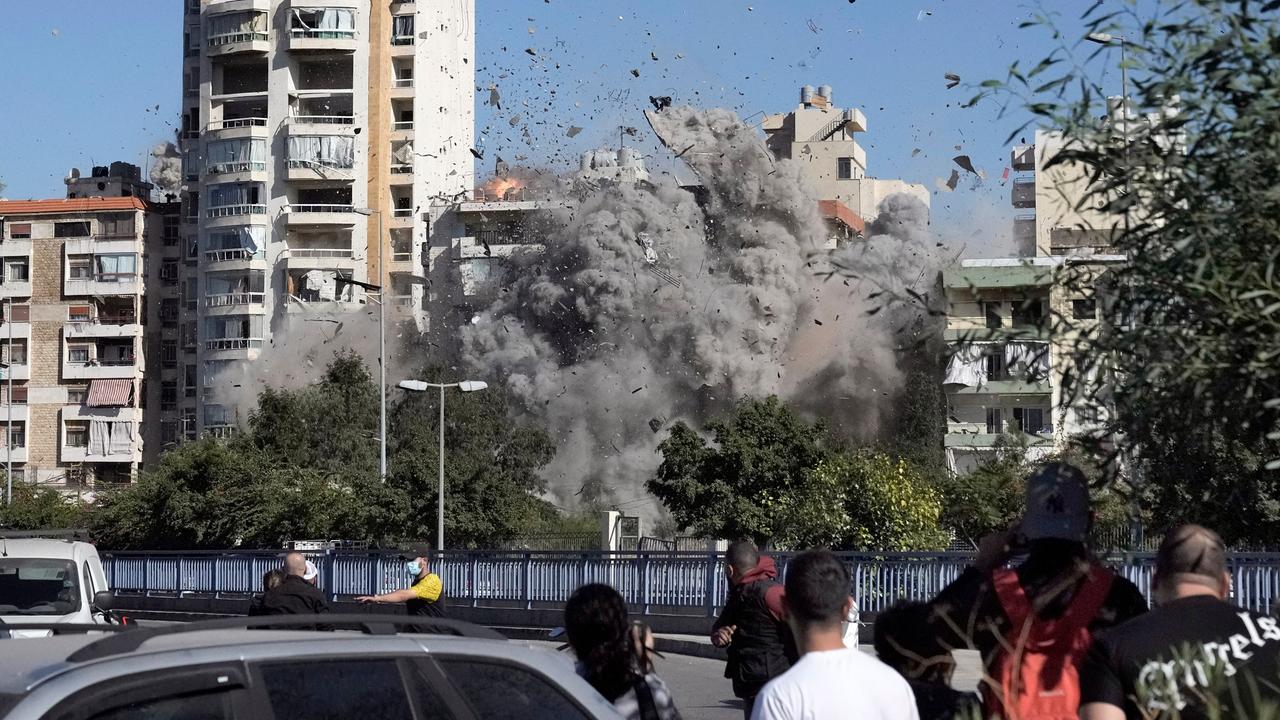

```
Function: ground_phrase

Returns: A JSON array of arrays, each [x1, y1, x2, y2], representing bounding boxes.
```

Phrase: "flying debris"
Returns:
[[566, 126, 583, 138], [953, 154, 978, 175], [649, 96, 673, 112], [944, 72, 961, 89], [470, 148, 484, 160]]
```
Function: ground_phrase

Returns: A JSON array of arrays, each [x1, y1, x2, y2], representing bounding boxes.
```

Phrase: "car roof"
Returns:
[[0, 539, 92, 561], [0, 630, 578, 696]]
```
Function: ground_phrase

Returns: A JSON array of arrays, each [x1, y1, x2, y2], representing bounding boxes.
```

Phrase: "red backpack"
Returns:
[[981, 564, 1114, 720]]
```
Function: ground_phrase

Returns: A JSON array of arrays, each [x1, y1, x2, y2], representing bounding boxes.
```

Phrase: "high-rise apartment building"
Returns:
[[0, 182, 170, 491], [178, 0, 474, 436]]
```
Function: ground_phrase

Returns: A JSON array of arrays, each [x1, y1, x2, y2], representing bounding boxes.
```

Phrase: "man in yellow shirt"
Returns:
[[355, 554, 447, 617]]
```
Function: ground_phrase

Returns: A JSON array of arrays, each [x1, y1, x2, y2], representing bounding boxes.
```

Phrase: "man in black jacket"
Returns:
[[261, 552, 331, 628], [711, 540, 797, 719]]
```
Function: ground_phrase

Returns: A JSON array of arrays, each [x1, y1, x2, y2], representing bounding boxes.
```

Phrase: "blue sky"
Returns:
[[0, 0, 1121, 257]]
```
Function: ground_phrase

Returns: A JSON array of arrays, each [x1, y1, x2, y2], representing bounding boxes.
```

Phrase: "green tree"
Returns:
[[772, 451, 947, 551], [980, 0, 1280, 544], [0, 482, 89, 530], [647, 396, 832, 546]]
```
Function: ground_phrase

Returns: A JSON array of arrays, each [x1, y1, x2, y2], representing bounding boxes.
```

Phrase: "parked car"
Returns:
[[0, 615, 625, 719], [0, 535, 115, 637]]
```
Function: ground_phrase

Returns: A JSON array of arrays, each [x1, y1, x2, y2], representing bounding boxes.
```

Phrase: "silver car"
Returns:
[[0, 616, 623, 719]]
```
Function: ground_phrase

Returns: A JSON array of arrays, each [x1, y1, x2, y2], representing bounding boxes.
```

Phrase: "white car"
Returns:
[[0, 536, 115, 638]]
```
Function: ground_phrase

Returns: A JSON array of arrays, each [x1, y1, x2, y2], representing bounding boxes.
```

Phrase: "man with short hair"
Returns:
[[711, 540, 796, 719], [356, 553, 446, 617], [1081, 524, 1280, 719], [261, 552, 332, 625], [751, 550, 918, 720]]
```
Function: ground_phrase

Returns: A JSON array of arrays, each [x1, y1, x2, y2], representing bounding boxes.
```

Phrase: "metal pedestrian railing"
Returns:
[[100, 550, 1280, 617]]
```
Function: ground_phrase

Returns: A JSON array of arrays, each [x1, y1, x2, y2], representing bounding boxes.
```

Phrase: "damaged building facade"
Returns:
[[177, 0, 474, 436], [0, 182, 174, 492]]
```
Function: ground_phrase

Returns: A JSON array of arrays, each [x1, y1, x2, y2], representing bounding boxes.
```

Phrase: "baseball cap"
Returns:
[[1021, 462, 1090, 542], [303, 560, 319, 581]]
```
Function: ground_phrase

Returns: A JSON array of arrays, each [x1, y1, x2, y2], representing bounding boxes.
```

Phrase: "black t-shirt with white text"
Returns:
[[1081, 595, 1280, 719]]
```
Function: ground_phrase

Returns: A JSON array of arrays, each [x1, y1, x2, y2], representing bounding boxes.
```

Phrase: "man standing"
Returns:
[[927, 462, 1147, 718], [355, 554, 446, 617], [261, 552, 331, 624], [752, 550, 918, 719], [712, 541, 796, 719], [1081, 524, 1280, 719]]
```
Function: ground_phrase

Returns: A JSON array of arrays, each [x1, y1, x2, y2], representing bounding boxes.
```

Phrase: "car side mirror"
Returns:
[[93, 590, 115, 612]]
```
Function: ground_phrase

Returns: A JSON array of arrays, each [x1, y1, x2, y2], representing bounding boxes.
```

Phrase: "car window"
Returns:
[[87, 690, 235, 720], [436, 659, 592, 720], [82, 561, 96, 599], [258, 659, 414, 720], [0, 558, 80, 616]]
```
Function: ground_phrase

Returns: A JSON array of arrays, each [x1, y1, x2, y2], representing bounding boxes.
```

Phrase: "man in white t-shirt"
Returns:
[[751, 551, 919, 720]]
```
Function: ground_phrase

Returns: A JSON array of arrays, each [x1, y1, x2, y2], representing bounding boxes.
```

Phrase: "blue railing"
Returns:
[[101, 551, 1280, 616]]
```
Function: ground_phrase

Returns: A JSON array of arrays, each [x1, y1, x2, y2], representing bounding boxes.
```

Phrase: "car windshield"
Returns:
[[0, 559, 81, 615]]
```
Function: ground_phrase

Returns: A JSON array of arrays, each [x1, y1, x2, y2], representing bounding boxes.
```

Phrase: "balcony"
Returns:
[[64, 274, 142, 297], [283, 247, 357, 270], [287, 27, 358, 53], [0, 363, 29, 381], [205, 291, 266, 308], [206, 29, 269, 57], [286, 114, 355, 134], [391, 120, 414, 138], [285, 4, 359, 53], [284, 204, 357, 226], [64, 238, 138, 256], [1011, 178, 1036, 208], [287, 159, 355, 182], [205, 160, 268, 179], [63, 358, 138, 381], [1, 445, 27, 464], [206, 204, 268, 222], [65, 316, 143, 340], [205, 337, 264, 351], [0, 321, 30, 340], [0, 280, 32, 298], [205, 247, 267, 270], [944, 432, 1054, 449], [390, 77, 414, 99], [206, 117, 269, 139]]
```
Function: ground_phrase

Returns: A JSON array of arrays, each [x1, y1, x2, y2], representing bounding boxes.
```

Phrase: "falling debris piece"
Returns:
[[508, 114, 521, 127], [524, 47, 537, 56], [488, 86, 501, 109], [649, 96, 673, 112], [674, 144, 695, 158], [814, 319, 824, 326], [806, 19, 821, 33], [650, 51, 659, 61], [916, 9, 933, 20], [631, 387, 643, 394], [953, 155, 978, 175], [944, 72, 961, 89], [945, 169, 960, 190], [469, 147, 484, 159], [566, 126, 583, 138], [630, 68, 640, 78], [646, 265, 683, 289], [911, 148, 922, 157], [51, 27, 60, 37], [648, 417, 665, 433]]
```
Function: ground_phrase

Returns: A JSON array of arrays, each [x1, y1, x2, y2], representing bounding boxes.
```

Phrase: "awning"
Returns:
[[86, 379, 133, 407]]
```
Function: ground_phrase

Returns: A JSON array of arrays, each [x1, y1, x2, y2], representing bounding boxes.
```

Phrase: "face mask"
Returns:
[[405, 561, 422, 576]]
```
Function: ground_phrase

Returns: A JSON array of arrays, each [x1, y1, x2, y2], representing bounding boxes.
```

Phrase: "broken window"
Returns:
[[206, 10, 266, 44], [290, 8, 356, 38], [206, 138, 267, 173], [287, 136, 355, 169]]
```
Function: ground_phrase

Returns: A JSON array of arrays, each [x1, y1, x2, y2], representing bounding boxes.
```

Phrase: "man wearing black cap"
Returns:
[[1081, 524, 1280, 719], [926, 462, 1148, 717]]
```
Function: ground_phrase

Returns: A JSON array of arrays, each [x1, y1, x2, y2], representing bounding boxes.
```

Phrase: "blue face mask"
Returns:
[[406, 561, 422, 576]]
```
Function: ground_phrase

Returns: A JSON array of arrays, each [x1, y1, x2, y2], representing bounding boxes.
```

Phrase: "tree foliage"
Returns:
[[93, 352, 557, 549], [980, 0, 1280, 543], [648, 395, 947, 550], [0, 482, 89, 531]]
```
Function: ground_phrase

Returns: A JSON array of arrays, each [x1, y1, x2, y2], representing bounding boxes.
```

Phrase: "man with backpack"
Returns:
[[712, 540, 798, 719], [927, 462, 1148, 719]]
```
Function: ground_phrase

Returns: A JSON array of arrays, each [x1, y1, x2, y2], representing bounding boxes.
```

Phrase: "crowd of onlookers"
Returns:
[[247, 461, 1280, 720]]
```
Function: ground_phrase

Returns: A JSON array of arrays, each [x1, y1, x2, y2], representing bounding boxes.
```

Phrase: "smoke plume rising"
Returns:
[[461, 107, 940, 515], [149, 142, 183, 195]]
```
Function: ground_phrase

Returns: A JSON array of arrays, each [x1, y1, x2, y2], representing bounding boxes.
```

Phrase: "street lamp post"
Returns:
[[398, 379, 489, 551], [354, 207, 387, 483], [3, 297, 10, 506]]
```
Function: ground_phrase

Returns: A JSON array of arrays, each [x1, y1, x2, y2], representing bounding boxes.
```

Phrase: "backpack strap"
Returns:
[[1057, 565, 1114, 634], [992, 567, 1032, 629], [632, 675, 660, 720]]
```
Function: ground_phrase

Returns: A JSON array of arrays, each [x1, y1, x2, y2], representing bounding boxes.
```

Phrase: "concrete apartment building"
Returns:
[[0, 171, 164, 492], [941, 102, 1142, 474], [762, 84, 930, 235], [177, 0, 474, 436]]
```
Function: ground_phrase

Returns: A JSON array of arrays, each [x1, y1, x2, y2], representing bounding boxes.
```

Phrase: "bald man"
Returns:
[[261, 552, 332, 624], [1081, 525, 1280, 719]]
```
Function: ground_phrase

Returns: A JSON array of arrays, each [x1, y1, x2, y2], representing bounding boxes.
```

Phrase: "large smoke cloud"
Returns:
[[460, 107, 939, 515], [149, 142, 183, 195]]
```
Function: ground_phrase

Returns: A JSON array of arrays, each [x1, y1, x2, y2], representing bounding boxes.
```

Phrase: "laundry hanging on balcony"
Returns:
[[88, 420, 133, 456], [86, 379, 133, 408], [287, 136, 354, 170], [1004, 342, 1050, 381], [943, 343, 985, 387]]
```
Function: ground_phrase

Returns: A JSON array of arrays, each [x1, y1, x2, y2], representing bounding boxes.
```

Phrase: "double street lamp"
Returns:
[[398, 379, 488, 551]]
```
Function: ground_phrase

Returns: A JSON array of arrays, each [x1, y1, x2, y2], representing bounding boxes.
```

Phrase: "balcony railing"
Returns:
[[393, 78, 414, 88], [392, 120, 414, 131], [208, 117, 268, 131], [392, 207, 413, 218], [288, 248, 354, 258], [286, 204, 355, 214], [391, 35, 415, 46], [205, 248, 263, 263], [391, 163, 412, 174], [206, 161, 267, 175], [68, 313, 138, 326], [205, 292, 265, 307], [205, 338, 264, 350], [289, 115, 355, 125], [68, 272, 140, 283], [207, 204, 268, 218], [290, 28, 356, 40], [208, 31, 268, 46], [68, 358, 137, 368]]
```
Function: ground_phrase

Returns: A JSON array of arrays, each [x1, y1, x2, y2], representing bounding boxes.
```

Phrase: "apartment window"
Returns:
[[1012, 298, 1045, 327], [184, 278, 198, 311], [1, 340, 27, 366], [184, 364, 197, 397], [161, 262, 180, 282], [983, 301, 1002, 329], [6, 304, 29, 323], [162, 420, 180, 444], [68, 257, 92, 280], [3, 259, 29, 283], [181, 408, 197, 440], [1013, 407, 1048, 435], [161, 381, 178, 411], [67, 385, 88, 404], [392, 14, 415, 43], [160, 298, 180, 325], [54, 221, 91, 238], [984, 350, 1005, 382], [162, 340, 178, 367], [837, 157, 854, 180], [1072, 298, 1097, 321], [186, 236, 200, 262], [98, 213, 135, 238], [2, 385, 28, 404], [65, 420, 89, 448], [5, 422, 25, 449], [8, 223, 31, 240], [67, 344, 91, 364], [68, 305, 92, 322], [163, 215, 180, 246], [985, 407, 1004, 435]]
